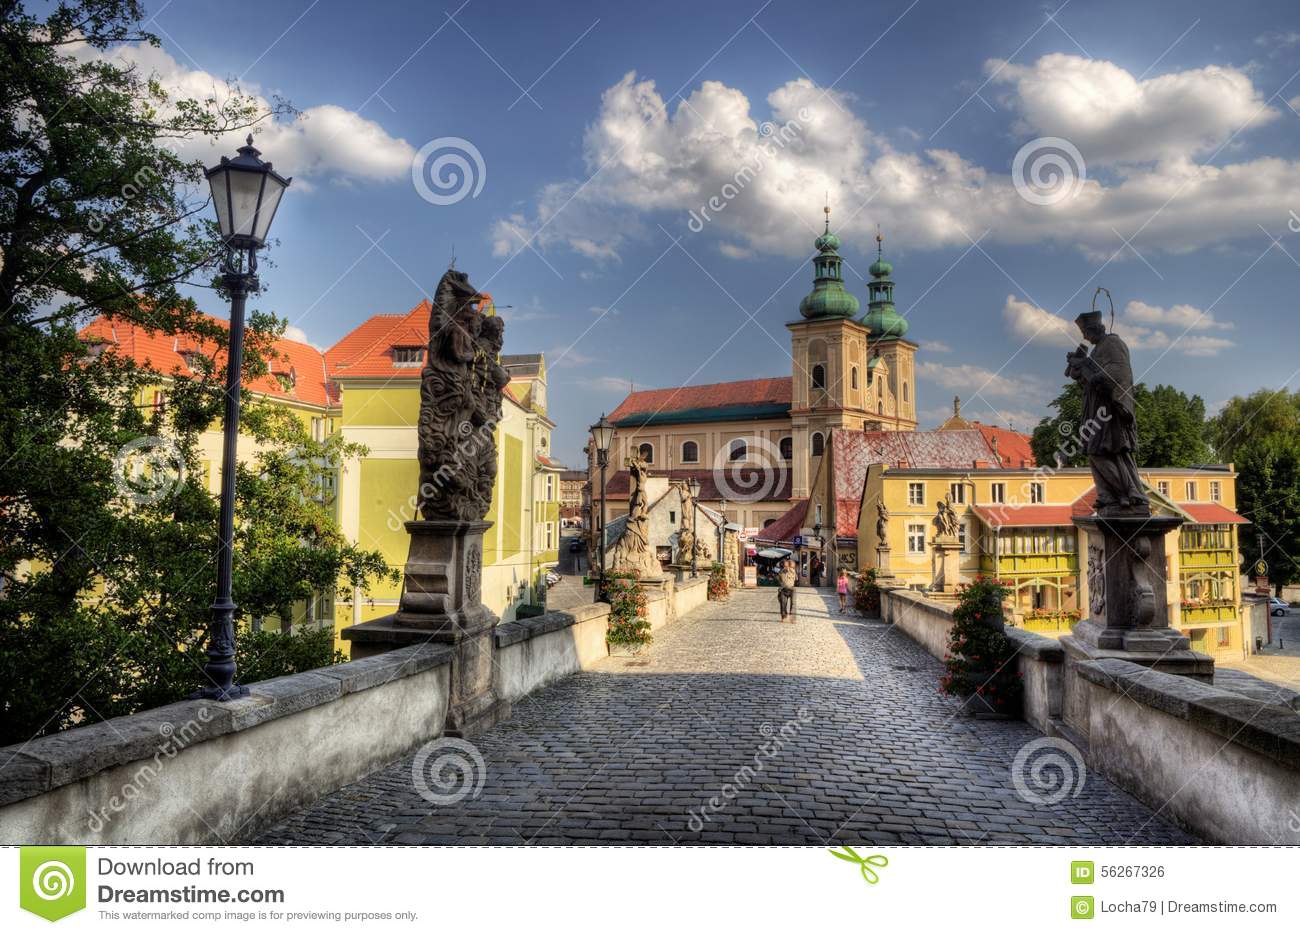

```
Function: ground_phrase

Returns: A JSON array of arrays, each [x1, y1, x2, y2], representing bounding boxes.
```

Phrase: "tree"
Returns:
[[1031, 382, 1210, 468], [1235, 434, 1300, 593], [0, 1, 394, 744], [1207, 389, 1300, 464]]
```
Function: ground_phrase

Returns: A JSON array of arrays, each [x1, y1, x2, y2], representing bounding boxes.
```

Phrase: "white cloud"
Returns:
[[989, 53, 1276, 164], [575, 375, 634, 393], [923, 340, 953, 353], [84, 41, 414, 186], [916, 360, 1044, 400], [718, 242, 754, 259], [495, 59, 1300, 261], [281, 324, 322, 349], [1002, 294, 1236, 357]]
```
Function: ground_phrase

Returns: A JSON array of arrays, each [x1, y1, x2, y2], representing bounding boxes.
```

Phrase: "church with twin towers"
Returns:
[[598, 207, 919, 531]]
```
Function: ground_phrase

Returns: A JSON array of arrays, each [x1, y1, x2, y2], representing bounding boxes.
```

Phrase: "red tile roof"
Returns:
[[326, 295, 496, 379], [755, 499, 808, 544], [609, 377, 793, 425], [80, 315, 333, 408], [972, 503, 1076, 528], [603, 468, 792, 502], [859, 428, 996, 468], [975, 424, 1036, 468], [1178, 502, 1248, 524]]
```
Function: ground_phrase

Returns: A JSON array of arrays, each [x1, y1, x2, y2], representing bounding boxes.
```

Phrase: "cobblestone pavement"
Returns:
[[254, 588, 1196, 845]]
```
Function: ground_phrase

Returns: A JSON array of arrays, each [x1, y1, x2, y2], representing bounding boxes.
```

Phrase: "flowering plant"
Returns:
[[853, 567, 880, 616], [605, 573, 652, 646], [707, 562, 730, 601]]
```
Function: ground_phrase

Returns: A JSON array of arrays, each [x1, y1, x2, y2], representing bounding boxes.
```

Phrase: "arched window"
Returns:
[[903, 381, 909, 402], [729, 439, 747, 461], [779, 436, 793, 460], [851, 366, 859, 390], [763, 517, 777, 528], [681, 440, 699, 463], [878, 400, 884, 415], [811, 432, 824, 457], [811, 364, 826, 390], [638, 442, 654, 464]]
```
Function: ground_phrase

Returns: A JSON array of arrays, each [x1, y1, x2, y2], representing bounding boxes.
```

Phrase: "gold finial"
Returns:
[[875, 225, 884, 257], [823, 193, 831, 233]]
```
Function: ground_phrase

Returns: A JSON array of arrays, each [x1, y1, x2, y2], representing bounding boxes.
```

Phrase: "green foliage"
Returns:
[[1235, 434, 1300, 590], [1207, 389, 1300, 464], [853, 568, 880, 617], [1031, 382, 1210, 468], [0, 1, 393, 746], [707, 562, 730, 601], [604, 574, 651, 646], [940, 578, 1022, 715]]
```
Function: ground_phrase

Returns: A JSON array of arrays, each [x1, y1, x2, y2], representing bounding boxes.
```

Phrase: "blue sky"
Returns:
[[134, 0, 1300, 466]]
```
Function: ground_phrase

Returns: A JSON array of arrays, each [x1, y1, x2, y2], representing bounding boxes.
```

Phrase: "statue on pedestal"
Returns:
[[935, 498, 959, 539], [1065, 292, 1148, 517], [611, 454, 660, 578], [875, 501, 890, 545]]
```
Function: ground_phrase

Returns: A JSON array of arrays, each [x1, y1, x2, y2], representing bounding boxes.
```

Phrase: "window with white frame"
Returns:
[[907, 523, 926, 554], [949, 482, 965, 504], [1185, 480, 1197, 501], [1157, 480, 1170, 498], [1029, 482, 1044, 504], [958, 519, 969, 553], [990, 482, 1005, 504], [545, 522, 554, 550], [907, 482, 925, 506], [544, 474, 555, 500], [1209, 480, 1221, 502], [729, 439, 747, 461], [681, 440, 699, 463]]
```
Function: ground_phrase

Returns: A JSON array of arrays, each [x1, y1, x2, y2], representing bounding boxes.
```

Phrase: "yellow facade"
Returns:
[[856, 465, 1247, 660]]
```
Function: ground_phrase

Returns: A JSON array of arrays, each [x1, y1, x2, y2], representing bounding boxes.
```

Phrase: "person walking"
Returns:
[[777, 559, 797, 622], [810, 554, 823, 588], [836, 569, 850, 613]]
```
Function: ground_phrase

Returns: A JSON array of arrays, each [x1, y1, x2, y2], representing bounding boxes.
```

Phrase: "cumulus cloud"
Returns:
[[494, 58, 1300, 262], [1001, 295, 1236, 357], [989, 53, 1276, 164], [281, 324, 322, 349], [84, 41, 414, 186], [916, 360, 1045, 400]]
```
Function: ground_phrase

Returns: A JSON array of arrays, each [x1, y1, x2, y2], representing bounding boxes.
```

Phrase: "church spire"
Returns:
[[799, 199, 860, 320], [861, 226, 908, 338]]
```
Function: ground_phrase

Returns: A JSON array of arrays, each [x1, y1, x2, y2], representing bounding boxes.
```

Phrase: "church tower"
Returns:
[[860, 231, 917, 431], [787, 206, 875, 499]]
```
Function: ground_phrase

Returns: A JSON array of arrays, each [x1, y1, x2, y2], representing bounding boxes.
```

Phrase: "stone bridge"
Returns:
[[254, 588, 1194, 846]]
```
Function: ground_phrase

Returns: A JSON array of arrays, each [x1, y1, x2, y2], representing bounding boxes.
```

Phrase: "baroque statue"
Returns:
[[1065, 294, 1149, 516], [875, 501, 890, 545], [935, 498, 959, 539], [416, 269, 509, 521], [611, 454, 660, 578]]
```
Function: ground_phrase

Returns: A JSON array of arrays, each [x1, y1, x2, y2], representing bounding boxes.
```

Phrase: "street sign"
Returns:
[[1255, 559, 1268, 577]]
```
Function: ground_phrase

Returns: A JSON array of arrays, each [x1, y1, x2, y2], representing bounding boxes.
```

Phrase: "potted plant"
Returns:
[[707, 562, 730, 601], [853, 568, 880, 617], [940, 577, 1022, 717], [605, 573, 652, 657]]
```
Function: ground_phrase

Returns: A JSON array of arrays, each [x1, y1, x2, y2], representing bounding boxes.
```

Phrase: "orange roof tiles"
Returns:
[[975, 424, 1036, 468], [1178, 502, 1248, 524], [80, 315, 333, 408], [609, 377, 793, 425]]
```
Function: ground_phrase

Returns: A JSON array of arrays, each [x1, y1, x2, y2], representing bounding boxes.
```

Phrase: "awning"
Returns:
[[756, 547, 792, 560]]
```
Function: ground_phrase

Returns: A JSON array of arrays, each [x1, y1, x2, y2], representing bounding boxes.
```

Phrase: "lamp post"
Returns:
[[687, 476, 702, 577], [197, 135, 291, 700], [813, 521, 822, 585], [589, 414, 615, 603]]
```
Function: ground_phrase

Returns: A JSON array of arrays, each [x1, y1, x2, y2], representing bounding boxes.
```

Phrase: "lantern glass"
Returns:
[[589, 415, 615, 453], [205, 136, 291, 248]]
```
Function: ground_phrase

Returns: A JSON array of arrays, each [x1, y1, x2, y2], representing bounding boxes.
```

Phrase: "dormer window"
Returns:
[[393, 346, 425, 367], [179, 349, 203, 373], [273, 366, 297, 390]]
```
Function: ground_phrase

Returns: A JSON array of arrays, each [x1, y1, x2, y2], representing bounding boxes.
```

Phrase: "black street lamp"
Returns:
[[589, 414, 615, 603], [197, 135, 291, 700], [813, 521, 822, 586], [687, 476, 702, 577]]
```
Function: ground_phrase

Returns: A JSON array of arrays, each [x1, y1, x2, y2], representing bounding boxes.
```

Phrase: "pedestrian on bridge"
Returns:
[[837, 569, 850, 613], [778, 559, 797, 622]]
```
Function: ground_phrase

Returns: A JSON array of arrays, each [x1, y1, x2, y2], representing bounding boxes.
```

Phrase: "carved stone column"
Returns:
[[931, 535, 961, 594], [874, 543, 895, 581]]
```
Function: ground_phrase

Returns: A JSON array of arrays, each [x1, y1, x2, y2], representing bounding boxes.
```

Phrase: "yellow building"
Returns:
[[856, 457, 1248, 660], [82, 299, 561, 654], [329, 302, 560, 646]]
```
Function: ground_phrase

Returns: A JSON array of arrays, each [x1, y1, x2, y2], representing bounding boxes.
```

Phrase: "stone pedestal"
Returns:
[[874, 544, 895, 581], [931, 536, 961, 594], [342, 519, 509, 738], [1061, 513, 1213, 738]]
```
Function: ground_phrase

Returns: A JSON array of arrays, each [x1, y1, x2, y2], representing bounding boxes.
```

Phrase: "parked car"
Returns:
[[1270, 597, 1290, 616], [545, 571, 561, 587]]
